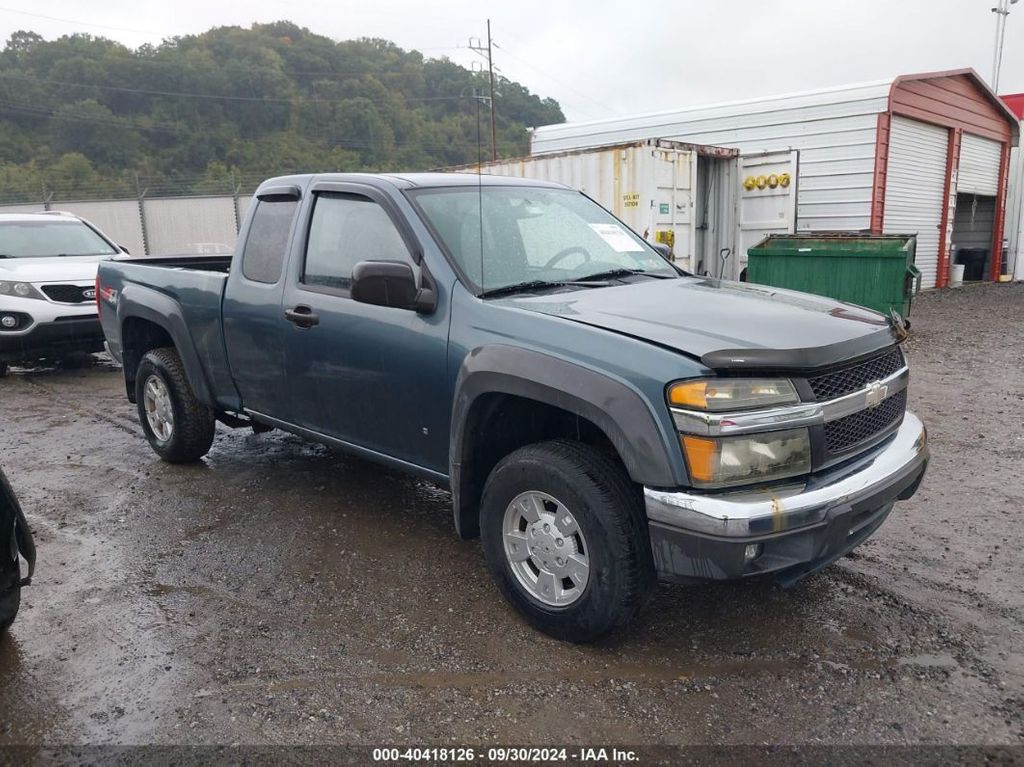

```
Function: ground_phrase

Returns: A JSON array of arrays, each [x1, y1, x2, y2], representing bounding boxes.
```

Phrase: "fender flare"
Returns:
[[116, 284, 215, 407], [449, 344, 681, 538]]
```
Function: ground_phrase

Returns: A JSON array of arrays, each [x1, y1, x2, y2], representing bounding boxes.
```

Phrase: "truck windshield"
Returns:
[[409, 186, 676, 295], [0, 219, 119, 258]]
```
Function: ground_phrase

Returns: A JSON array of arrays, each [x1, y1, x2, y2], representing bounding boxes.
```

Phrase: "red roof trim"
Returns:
[[888, 68, 1019, 144], [1001, 93, 1024, 120]]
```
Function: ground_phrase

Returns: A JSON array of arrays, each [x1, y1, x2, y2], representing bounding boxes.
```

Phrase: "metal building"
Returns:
[[1001, 93, 1024, 281], [531, 69, 1020, 289]]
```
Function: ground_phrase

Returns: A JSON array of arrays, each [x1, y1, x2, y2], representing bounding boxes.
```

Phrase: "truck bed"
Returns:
[[113, 253, 233, 272], [98, 255, 237, 410]]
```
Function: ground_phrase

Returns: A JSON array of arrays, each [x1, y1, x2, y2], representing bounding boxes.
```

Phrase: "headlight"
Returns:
[[668, 377, 810, 489], [0, 281, 44, 300], [681, 428, 811, 489], [668, 378, 799, 411]]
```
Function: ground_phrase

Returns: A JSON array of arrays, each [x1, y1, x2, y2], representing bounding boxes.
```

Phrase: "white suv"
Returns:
[[0, 211, 124, 376]]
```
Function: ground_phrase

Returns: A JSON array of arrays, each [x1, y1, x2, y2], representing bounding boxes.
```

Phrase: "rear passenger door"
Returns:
[[280, 182, 450, 474], [223, 189, 301, 416]]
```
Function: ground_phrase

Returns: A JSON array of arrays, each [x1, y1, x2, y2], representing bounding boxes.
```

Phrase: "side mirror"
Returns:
[[351, 260, 436, 313]]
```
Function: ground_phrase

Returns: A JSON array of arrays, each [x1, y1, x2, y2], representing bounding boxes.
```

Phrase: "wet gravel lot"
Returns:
[[0, 283, 1022, 748]]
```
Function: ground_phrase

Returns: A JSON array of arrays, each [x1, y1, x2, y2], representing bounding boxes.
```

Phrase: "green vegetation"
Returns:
[[0, 22, 564, 202]]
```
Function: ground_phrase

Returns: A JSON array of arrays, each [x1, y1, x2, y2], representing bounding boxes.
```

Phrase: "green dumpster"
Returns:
[[746, 233, 921, 321]]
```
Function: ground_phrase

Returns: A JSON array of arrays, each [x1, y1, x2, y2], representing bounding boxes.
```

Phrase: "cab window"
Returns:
[[302, 193, 411, 293]]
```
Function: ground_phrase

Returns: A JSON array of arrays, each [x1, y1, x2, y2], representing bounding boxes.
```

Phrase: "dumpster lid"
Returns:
[[749, 232, 916, 257]]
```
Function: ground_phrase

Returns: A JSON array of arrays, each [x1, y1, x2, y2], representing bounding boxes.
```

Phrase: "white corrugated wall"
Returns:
[[1010, 144, 1024, 280], [883, 116, 949, 289], [958, 133, 1002, 195], [143, 196, 238, 254], [530, 81, 892, 233]]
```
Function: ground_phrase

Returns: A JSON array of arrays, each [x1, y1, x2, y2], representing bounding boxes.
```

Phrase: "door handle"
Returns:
[[284, 305, 319, 328]]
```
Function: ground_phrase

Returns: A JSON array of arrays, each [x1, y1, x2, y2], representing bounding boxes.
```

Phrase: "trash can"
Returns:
[[954, 247, 987, 282], [747, 233, 920, 321]]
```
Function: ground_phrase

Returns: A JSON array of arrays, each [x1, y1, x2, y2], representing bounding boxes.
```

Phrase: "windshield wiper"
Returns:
[[575, 268, 673, 282], [480, 279, 610, 298]]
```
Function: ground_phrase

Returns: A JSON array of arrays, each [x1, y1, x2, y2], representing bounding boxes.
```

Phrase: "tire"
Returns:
[[135, 347, 215, 463], [0, 362, 8, 378], [0, 584, 19, 633], [480, 440, 654, 643]]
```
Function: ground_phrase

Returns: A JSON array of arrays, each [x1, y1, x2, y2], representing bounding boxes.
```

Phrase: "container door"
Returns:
[[646, 146, 697, 269], [883, 116, 949, 290], [735, 150, 799, 280]]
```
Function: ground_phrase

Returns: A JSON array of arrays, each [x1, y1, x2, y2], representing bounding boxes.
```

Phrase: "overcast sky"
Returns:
[[1, 0, 1021, 124]]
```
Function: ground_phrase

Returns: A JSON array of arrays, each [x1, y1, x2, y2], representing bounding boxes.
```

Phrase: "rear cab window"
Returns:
[[240, 199, 299, 284]]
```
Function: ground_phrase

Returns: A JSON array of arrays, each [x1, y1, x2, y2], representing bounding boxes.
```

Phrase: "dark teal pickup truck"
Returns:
[[97, 173, 928, 642]]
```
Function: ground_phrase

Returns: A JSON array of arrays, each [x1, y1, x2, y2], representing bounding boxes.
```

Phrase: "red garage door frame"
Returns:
[[869, 69, 1019, 287]]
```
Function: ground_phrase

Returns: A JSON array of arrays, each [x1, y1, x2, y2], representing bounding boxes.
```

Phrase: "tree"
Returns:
[[0, 21, 566, 203]]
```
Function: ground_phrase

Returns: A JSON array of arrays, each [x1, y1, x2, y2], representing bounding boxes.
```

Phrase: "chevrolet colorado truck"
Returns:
[[97, 173, 928, 642], [0, 211, 124, 375]]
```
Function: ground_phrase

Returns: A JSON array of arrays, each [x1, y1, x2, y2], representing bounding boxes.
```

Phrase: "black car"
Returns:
[[1, 467, 34, 631]]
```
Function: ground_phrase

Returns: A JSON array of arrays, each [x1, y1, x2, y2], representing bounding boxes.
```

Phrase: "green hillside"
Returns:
[[0, 21, 565, 202]]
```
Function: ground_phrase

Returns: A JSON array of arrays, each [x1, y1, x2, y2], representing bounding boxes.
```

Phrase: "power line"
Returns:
[[0, 98, 526, 156], [0, 5, 166, 37], [492, 33, 617, 118], [0, 99, 188, 134], [0, 72, 484, 104]]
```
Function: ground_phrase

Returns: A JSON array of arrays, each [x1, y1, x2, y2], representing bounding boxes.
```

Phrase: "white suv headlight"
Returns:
[[0, 281, 45, 300]]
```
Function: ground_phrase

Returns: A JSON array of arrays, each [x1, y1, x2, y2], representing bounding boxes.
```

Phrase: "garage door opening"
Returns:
[[952, 193, 996, 281]]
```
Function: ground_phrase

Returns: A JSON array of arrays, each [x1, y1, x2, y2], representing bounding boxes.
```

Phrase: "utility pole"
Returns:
[[469, 20, 498, 161], [992, 0, 1019, 92]]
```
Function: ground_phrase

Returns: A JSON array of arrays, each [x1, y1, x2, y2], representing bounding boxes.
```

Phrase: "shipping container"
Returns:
[[453, 139, 798, 280]]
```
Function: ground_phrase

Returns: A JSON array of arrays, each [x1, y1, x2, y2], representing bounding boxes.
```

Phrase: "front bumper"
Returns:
[[644, 411, 928, 585], [0, 316, 105, 363]]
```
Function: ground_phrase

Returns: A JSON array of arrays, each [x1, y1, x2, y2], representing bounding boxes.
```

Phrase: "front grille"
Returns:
[[808, 347, 905, 401], [824, 389, 907, 454], [42, 284, 94, 304]]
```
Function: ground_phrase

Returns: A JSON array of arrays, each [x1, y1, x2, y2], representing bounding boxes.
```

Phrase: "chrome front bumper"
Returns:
[[643, 412, 928, 582]]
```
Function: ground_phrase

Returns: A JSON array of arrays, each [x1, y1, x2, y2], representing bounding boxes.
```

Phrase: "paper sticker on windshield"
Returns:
[[589, 223, 645, 252]]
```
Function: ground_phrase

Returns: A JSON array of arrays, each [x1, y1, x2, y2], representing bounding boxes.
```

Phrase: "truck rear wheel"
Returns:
[[480, 440, 654, 643], [135, 347, 215, 463]]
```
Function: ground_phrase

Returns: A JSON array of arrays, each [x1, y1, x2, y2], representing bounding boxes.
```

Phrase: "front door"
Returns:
[[280, 183, 449, 475]]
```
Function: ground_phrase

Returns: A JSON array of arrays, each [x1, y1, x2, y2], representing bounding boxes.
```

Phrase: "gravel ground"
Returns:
[[0, 283, 1022, 748]]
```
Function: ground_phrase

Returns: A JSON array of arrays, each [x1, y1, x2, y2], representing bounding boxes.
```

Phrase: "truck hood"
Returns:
[[0, 255, 108, 283], [497, 277, 900, 371]]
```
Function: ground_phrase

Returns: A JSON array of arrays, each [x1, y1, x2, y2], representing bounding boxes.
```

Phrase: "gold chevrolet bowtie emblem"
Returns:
[[865, 381, 889, 408]]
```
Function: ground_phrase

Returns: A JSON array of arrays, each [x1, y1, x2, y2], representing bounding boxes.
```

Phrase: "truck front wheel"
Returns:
[[135, 347, 215, 463], [480, 440, 654, 643]]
